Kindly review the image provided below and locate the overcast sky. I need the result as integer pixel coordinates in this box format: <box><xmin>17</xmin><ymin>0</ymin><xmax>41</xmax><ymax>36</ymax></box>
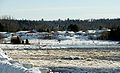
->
<box><xmin>0</xmin><ymin>0</ymin><xmax>120</xmax><ymax>20</ymax></box>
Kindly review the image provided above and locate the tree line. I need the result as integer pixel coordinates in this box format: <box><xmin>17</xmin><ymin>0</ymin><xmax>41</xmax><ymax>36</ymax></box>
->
<box><xmin>0</xmin><ymin>18</ymin><xmax>120</xmax><ymax>32</ymax></box>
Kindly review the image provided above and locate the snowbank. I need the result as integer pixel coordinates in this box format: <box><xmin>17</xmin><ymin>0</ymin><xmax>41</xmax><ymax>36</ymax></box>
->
<box><xmin>0</xmin><ymin>62</ymin><xmax>30</xmax><ymax>73</ymax></box>
<box><xmin>0</xmin><ymin>48</ymin><xmax>43</xmax><ymax>73</ymax></box>
<box><xmin>0</xmin><ymin>48</ymin><xmax>12</xmax><ymax>60</ymax></box>
<box><xmin>0</xmin><ymin>48</ymin><xmax>30</xmax><ymax>73</ymax></box>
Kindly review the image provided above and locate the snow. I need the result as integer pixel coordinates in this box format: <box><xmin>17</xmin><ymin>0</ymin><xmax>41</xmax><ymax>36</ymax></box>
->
<box><xmin>30</xmin><ymin>39</ymin><xmax>119</xmax><ymax>49</ymax></box>
<box><xmin>1</xmin><ymin>31</ymin><xmax>120</xmax><ymax>72</ymax></box>
<box><xmin>0</xmin><ymin>61</ymin><xmax>43</xmax><ymax>73</ymax></box>
<box><xmin>0</xmin><ymin>41</ymin><xmax>120</xmax><ymax>73</ymax></box>
<box><xmin>0</xmin><ymin>48</ymin><xmax>43</xmax><ymax>73</ymax></box>
<box><xmin>87</xmin><ymin>30</ymin><xmax>96</xmax><ymax>34</ymax></box>
<box><xmin>0</xmin><ymin>48</ymin><xmax>12</xmax><ymax>61</ymax></box>
<box><xmin>0</xmin><ymin>62</ymin><xmax>29</xmax><ymax>73</ymax></box>
<box><xmin>0</xmin><ymin>39</ymin><xmax>119</xmax><ymax>50</ymax></box>
<box><xmin>3</xmin><ymin>31</ymin><xmax>119</xmax><ymax>49</ymax></box>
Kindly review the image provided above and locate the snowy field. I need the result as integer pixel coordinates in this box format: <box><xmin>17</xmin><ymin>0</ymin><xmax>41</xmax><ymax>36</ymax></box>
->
<box><xmin>0</xmin><ymin>39</ymin><xmax>120</xmax><ymax>50</ymax></box>
<box><xmin>1</xmin><ymin>38</ymin><xmax>120</xmax><ymax>73</ymax></box>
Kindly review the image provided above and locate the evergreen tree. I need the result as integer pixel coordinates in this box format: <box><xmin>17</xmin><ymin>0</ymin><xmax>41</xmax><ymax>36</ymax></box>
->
<box><xmin>0</xmin><ymin>23</ymin><xmax>4</xmax><ymax>32</ymax></box>
<box><xmin>67</xmin><ymin>24</ymin><xmax>79</xmax><ymax>32</ymax></box>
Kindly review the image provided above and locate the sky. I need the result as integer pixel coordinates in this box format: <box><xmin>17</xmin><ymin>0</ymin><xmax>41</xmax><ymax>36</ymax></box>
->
<box><xmin>0</xmin><ymin>0</ymin><xmax>120</xmax><ymax>20</ymax></box>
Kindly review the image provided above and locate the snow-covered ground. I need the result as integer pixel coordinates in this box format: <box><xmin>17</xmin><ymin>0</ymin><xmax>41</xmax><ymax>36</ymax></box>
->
<box><xmin>30</xmin><ymin>39</ymin><xmax>119</xmax><ymax>48</ymax></box>
<box><xmin>2</xmin><ymin>31</ymin><xmax>119</xmax><ymax>49</ymax></box>
<box><xmin>0</xmin><ymin>39</ymin><xmax>119</xmax><ymax>50</ymax></box>
<box><xmin>0</xmin><ymin>48</ymin><xmax>50</xmax><ymax>73</ymax></box>
<box><xmin>5</xmin><ymin>49</ymin><xmax>120</xmax><ymax>73</ymax></box>
<box><xmin>1</xmin><ymin>32</ymin><xmax>120</xmax><ymax>73</ymax></box>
